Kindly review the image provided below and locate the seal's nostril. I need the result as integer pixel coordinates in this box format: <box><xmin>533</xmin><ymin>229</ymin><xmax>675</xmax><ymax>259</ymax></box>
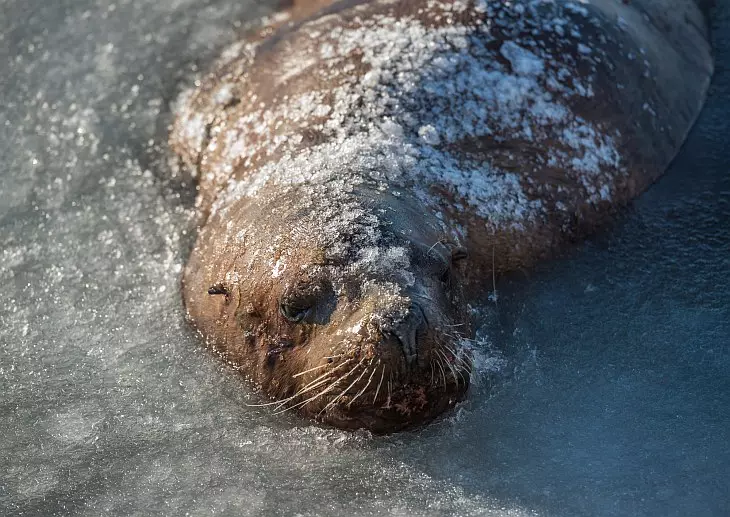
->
<box><xmin>410</xmin><ymin>302</ymin><xmax>427</xmax><ymax>331</ymax></box>
<box><xmin>400</xmin><ymin>326</ymin><xmax>419</xmax><ymax>367</ymax></box>
<box><xmin>383</xmin><ymin>330</ymin><xmax>417</xmax><ymax>367</ymax></box>
<box><xmin>382</xmin><ymin>303</ymin><xmax>427</xmax><ymax>368</ymax></box>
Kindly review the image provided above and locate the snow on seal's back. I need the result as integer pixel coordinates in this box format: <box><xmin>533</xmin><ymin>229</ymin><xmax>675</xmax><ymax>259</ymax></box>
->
<box><xmin>171</xmin><ymin>0</ymin><xmax>622</xmax><ymax>234</ymax></box>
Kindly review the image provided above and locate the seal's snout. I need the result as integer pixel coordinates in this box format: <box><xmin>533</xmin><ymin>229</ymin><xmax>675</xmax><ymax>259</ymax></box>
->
<box><xmin>381</xmin><ymin>303</ymin><xmax>426</xmax><ymax>369</ymax></box>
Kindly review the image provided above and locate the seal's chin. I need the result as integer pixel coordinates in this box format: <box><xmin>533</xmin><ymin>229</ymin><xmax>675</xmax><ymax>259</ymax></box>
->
<box><xmin>313</xmin><ymin>377</ymin><xmax>469</xmax><ymax>434</ymax></box>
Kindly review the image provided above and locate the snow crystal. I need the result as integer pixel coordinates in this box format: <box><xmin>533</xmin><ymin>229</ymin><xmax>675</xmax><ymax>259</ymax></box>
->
<box><xmin>418</xmin><ymin>124</ymin><xmax>441</xmax><ymax>145</ymax></box>
<box><xmin>214</xmin><ymin>84</ymin><xmax>234</xmax><ymax>105</ymax></box>
<box><xmin>271</xmin><ymin>256</ymin><xmax>287</xmax><ymax>278</ymax></box>
<box><xmin>500</xmin><ymin>41</ymin><xmax>545</xmax><ymax>76</ymax></box>
<box><xmin>354</xmin><ymin>246</ymin><xmax>415</xmax><ymax>287</ymax></box>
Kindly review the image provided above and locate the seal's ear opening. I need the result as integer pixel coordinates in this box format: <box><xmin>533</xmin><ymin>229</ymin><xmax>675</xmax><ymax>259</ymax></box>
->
<box><xmin>208</xmin><ymin>283</ymin><xmax>229</xmax><ymax>296</ymax></box>
<box><xmin>450</xmin><ymin>246</ymin><xmax>468</xmax><ymax>262</ymax></box>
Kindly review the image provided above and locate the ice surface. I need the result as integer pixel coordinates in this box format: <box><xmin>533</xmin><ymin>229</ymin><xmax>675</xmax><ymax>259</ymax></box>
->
<box><xmin>1</xmin><ymin>1</ymin><xmax>729</xmax><ymax>516</ymax></box>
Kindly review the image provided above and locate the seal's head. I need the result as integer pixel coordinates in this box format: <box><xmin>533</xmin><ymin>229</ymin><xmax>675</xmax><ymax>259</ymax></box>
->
<box><xmin>184</xmin><ymin>181</ymin><xmax>471</xmax><ymax>433</ymax></box>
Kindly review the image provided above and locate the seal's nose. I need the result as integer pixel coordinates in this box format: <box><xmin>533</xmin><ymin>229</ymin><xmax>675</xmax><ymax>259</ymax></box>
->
<box><xmin>382</xmin><ymin>303</ymin><xmax>427</xmax><ymax>368</ymax></box>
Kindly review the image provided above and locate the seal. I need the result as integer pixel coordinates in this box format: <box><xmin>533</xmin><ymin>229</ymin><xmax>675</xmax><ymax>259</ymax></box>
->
<box><xmin>170</xmin><ymin>0</ymin><xmax>713</xmax><ymax>433</ymax></box>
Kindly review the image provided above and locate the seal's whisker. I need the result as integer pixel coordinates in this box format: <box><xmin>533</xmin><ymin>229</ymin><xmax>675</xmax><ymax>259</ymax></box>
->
<box><xmin>245</xmin><ymin>395</ymin><xmax>299</xmax><ymax>408</ymax></box>
<box><xmin>275</xmin><ymin>360</ymin><xmax>362</xmax><ymax>415</ymax></box>
<box><xmin>348</xmin><ymin>362</ymin><xmax>377</xmax><ymax>408</ymax></box>
<box><xmin>373</xmin><ymin>363</ymin><xmax>385</xmax><ymax>403</ymax></box>
<box><xmin>443</xmin><ymin>339</ymin><xmax>473</xmax><ymax>362</ymax></box>
<box><xmin>450</xmin><ymin>348</ymin><xmax>473</xmax><ymax>372</ymax></box>
<box><xmin>440</xmin><ymin>326</ymin><xmax>468</xmax><ymax>338</ymax></box>
<box><xmin>441</xmin><ymin>349</ymin><xmax>471</xmax><ymax>384</ymax></box>
<box><xmin>319</xmin><ymin>360</ymin><xmax>368</xmax><ymax>415</ymax></box>
<box><xmin>384</xmin><ymin>374</ymin><xmax>393</xmax><ymax>409</ymax></box>
<box><xmin>295</xmin><ymin>372</ymin><xmax>335</xmax><ymax>395</ymax></box>
<box><xmin>491</xmin><ymin>243</ymin><xmax>498</xmax><ymax>308</ymax></box>
<box><xmin>268</xmin><ymin>375</ymin><xmax>338</xmax><ymax>412</ymax></box>
<box><xmin>292</xmin><ymin>362</ymin><xmax>331</xmax><ymax>378</ymax></box>
<box><xmin>264</xmin><ymin>359</ymin><xmax>355</xmax><ymax>411</ymax></box>
<box><xmin>299</xmin><ymin>358</ymin><xmax>354</xmax><ymax>388</ymax></box>
<box><xmin>273</xmin><ymin>379</ymin><xmax>341</xmax><ymax>415</ymax></box>
<box><xmin>294</xmin><ymin>361</ymin><xmax>353</xmax><ymax>396</ymax></box>
<box><xmin>436</xmin><ymin>333</ymin><xmax>471</xmax><ymax>373</ymax></box>
<box><xmin>317</xmin><ymin>361</ymin><xmax>360</xmax><ymax>398</ymax></box>
<box><xmin>433</xmin><ymin>338</ymin><xmax>471</xmax><ymax>386</ymax></box>
<box><xmin>437</xmin><ymin>349</ymin><xmax>459</xmax><ymax>382</ymax></box>
<box><xmin>426</xmin><ymin>240</ymin><xmax>441</xmax><ymax>256</ymax></box>
<box><xmin>246</xmin><ymin>385</ymin><xmax>318</xmax><ymax>407</ymax></box>
<box><xmin>435</xmin><ymin>357</ymin><xmax>447</xmax><ymax>389</ymax></box>
<box><xmin>444</xmin><ymin>332</ymin><xmax>480</xmax><ymax>345</ymax></box>
<box><xmin>440</xmin><ymin>343</ymin><xmax>471</xmax><ymax>371</ymax></box>
<box><xmin>299</xmin><ymin>358</ymin><xmax>356</xmax><ymax>392</ymax></box>
<box><xmin>448</xmin><ymin>351</ymin><xmax>469</xmax><ymax>384</ymax></box>
<box><xmin>440</xmin><ymin>329</ymin><xmax>466</xmax><ymax>340</ymax></box>
<box><xmin>284</xmin><ymin>374</ymin><xmax>336</xmax><ymax>404</ymax></box>
<box><xmin>436</xmin><ymin>349</ymin><xmax>459</xmax><ymax>383</ymax></box>
<box><xmin>436</xmin><ymin>328</ymin><xmax>471</xmax><ymax>349</ymax></box>
<box><xmin>439</xmin><ymin>357</ymin><xmax>450</xmax><ymax>388</ymax></box>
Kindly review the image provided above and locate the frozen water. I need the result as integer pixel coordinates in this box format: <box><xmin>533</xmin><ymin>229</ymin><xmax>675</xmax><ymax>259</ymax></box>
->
<box><xmin>1</xmin><ymin>1</ymin><xmax>729</xmax><ymax>516</ymax></box>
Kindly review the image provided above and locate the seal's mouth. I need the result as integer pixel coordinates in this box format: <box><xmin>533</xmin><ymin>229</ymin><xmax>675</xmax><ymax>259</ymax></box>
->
<box><xmin>280</xmin><ymin>329</ymin><xmax>472</xmax><ymax>433</ymax></box>
<box><xmin>320</xmin><ymin>381</ymin><xmax>468</xmax><ymax>433</ymax></box>
<box><xmin>311</xmin><ymin>359</ymin><xmax>471</xmax><ymax>433</ymax></box>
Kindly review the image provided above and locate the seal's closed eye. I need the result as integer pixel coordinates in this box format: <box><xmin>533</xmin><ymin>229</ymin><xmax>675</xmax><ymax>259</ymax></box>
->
<box><xmin>280</xmin><ymin>276</ymin><xmax>337</xmax><ymax>325</ymax></box>
<box><xmin>280</xmin><ymin>302</ymin><xmax>310</xmax><ymax>323</ymax></box>
<box><xmin>436</xmin><ymin>244</ymin><xmax>467</xmax><ymax>283</ymax></box>
<box><xmin>450</xmin><ymin>246</ymin><xmax>468</xmax><ymax>262</ymax></box>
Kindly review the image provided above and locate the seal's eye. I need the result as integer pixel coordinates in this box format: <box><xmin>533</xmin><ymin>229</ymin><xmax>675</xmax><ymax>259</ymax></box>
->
<box><xmin>433</xmin><ymin>244</ymin><xmax>467</xmax><ymax>283</ymax></box>
<box><xmin>280</xmin><ymin>302</ymin><xmax>310</xmax><ymax>323</ymax></box>
<box><xmin>280</xmin><ymin>276</ymin><xmax>336</xmax><ymax>325</ymax></box>
<box><xmin>450</xmin><ymin>246</ymin><xmax>468</xmax><ymax>262</ymax></box>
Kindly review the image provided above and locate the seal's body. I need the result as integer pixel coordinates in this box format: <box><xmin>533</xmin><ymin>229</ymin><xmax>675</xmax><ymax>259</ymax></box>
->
<box><xmin>171</xmin><ymin>0</ymin><xmax>713</xmax><ymax>432</ymax></box>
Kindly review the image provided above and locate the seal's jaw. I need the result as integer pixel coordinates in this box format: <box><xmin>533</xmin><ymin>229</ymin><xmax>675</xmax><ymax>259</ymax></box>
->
<box><xmin>313</xmin><ymin>381</ymin><xmax>469</xmax><ymax>434</ymax></box>
<box><xmin>299</xmin><ymin>337</ymin><xmax>472</xmax><ymax>433</ymax></box>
